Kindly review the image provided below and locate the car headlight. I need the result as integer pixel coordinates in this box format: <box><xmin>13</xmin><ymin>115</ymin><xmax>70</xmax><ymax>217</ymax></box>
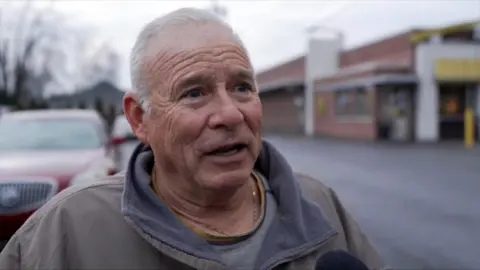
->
<box><xmin>70</xmin><ymin>159</ymin><xmax>114</xmax><ymax>186</ymax></box>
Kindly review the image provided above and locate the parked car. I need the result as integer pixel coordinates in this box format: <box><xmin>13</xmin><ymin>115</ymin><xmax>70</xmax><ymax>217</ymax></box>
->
<box><xmin>111</xmin><ymin>114</ymin><xmax>136</xmax><ymax>142</ymax></box>
<box><xmin>0</xmin><ymin>106</ymin><xmax>11</xmax><ymax>119</ymax></box>
<box><xmin>111</xmin><ymin>114</ymin><xmax>138</xmax><ymax>171</ymax></box>
<box><xmin>0</xmin><ymin>109</ymin><xmax>122</xmax><ymax>241</ymax></box>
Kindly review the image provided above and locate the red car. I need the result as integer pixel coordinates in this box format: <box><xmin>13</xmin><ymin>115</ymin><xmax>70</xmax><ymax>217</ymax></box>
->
<box><xmin>0</xmin><ymin>109</ymin><xmax>121</xmax><ymax>242</ymax></box>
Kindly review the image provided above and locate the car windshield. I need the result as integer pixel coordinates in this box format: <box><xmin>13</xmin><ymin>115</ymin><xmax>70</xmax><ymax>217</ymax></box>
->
<box><xmin>0</xmin><ymin>118</ymin><xmax>103</xmax><ymax>151</ymax></box>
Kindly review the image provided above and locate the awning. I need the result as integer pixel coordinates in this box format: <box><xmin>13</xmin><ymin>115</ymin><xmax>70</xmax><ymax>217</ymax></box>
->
<box><xmin>317</xmin><ymin>74</ymin><xmax>418</xmax><ymax>92</ymax></box>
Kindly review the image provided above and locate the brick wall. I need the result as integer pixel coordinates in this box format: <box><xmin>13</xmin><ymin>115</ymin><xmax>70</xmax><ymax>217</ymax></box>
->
<box><xmin>256</xmin><ymin>56</ymin><xmax>305</xmax><ymax>87</ymax></box>
<box><xmin>309</xmin><ymin>32</ymin><xmax>414</xmax><ymax>140</ymax></box>
<box><xmin>314</xmin><ymin>89</ymin><xmax>377</xmax><ymax>140</ymax></box>
<box><xmin>256</xmin><ymin>32</ymin><xmax>414</xmax><ymax>139</ymax></box>
<box><xmin>256</xmin><ymin>32</ymin><xmax>414</xmax><ymax>89</ymax></box>
<box><xmin>260</xmin><ymin>89</ymin><xmax>304</xmax><ymax>134</ymax></box>
<box><xmin>340</xmin><ymin>32</ymin><xmax>413</xmax><ymax>68</ymax></box>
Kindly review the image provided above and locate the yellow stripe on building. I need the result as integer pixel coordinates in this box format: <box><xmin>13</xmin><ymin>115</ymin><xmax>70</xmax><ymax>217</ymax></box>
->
<box><xmin>434</xmin><ymin>59</ymin><xmax>480</xmax><ymax>81</ymax></box>
<box><xmin>410</xmin><ymin>20</ymin><xmax>480</xmax><ymax>44</ymax></box>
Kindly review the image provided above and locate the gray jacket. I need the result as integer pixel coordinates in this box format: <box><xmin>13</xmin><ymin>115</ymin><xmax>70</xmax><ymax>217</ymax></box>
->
<box><xmin>0</xmin><ymin>140</ymin><xmax>383</xmax><ymax>269</ymax></box>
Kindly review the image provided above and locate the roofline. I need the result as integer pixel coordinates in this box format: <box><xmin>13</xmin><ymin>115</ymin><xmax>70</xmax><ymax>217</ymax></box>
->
<box><xmin>317</xmin><ymin>61</ymin><xmax>411</xmax><ymax>83</ymax></box>
<box><xmin>255</xmin><ymin>53</ymin><xmax>305</xmax><ymax>75</ymax></box>
<box><xmin>254</xmin><ymin>32</ymin><xmax>413</xmax><ymax>81</ymax></box>
<box><xmin>316</xmin><ymin>74</ymin><xmax>417</xmax><ymax>92</ymax></box>
<box><xmin>255</xmin><ymin>19</ymin><xmax>477</xmax><ymax>92</ymax></box>
<box><xmin>256</xmin><ymin>18</ymin><xmax>478</xmax><ymax>77</ymax></box>
<box><xmin>410</xmin><ymin>18</ymin><xmax>480</xmax><ymax>43</ymax></box>
<box><xmin>255</xmin><ymin>30</ymin><xmax>411</xmax><ymax>77</ymax></box>
<box><xmin>344</xmin><ymin>29</ymin><xmax>412</xmax><ymax>53</ymax></box>
<box><xmin>259</xmin><ymin>79</ymin><xmax>304</xmax><ymax>94</ymax></box>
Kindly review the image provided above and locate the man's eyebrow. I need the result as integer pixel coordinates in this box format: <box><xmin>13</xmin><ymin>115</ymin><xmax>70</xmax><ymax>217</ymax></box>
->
<box><xmin>174</xmin><ymin>69</ymin><xmax>254</xmax><ymax>91</ymax></box>
<box><xmin>176</xmin><ymin>72</ymin><xmax>213</xmax><ymax>89</ymax></box>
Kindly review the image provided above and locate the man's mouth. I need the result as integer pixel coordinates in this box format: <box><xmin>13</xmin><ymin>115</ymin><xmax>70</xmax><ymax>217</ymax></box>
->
<box><xmin>206</xmin><ymin>143</ymin><xmax>248</xmax><ymax>156</ymax></box>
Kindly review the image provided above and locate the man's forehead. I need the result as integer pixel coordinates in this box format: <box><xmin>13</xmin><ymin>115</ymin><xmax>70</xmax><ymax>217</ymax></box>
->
<box><xmin>145</xmin><ymin>42</ymin><xmax>252</xmax><ymax>79</ymax></box>
<box><xmin>147</xmin><ymin>21</ymin><xmax>244</xmax><ymax>56</ymax></box>
<box><xmin>141</xmin><ymin>22</ymin><xmax>253</xmax><ymax>88</ymax></box>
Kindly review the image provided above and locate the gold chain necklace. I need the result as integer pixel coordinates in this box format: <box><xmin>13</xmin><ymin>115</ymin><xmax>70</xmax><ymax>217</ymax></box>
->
<box><xmin>152</xmin><ymin>167</ymin><xmax>260</xmax><ymax>237</ymax></box>
<box><xmin>189</xmin><ymin>181</ymin><xmax>259</xmax><ymax>237</ymax></box>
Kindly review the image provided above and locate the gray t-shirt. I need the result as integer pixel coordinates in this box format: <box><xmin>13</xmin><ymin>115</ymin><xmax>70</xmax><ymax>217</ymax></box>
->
<box><xmin>210</xmin><ymin>172</ymin><xmax>277</xmax><ymax>270</ymax></box>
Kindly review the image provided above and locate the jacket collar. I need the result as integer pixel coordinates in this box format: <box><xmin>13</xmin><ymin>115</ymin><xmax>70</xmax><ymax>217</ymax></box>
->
<box><xmin>122</xmin><ymin>140</ymin><xmax>336</xmax><ymax>267</ymax></box>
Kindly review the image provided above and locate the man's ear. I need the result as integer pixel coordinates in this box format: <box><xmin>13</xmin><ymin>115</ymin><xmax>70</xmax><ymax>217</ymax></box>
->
<box><xmin>123</xmin><ymin>92</ymin><xmax>148</xmax><ymax>144</ymax></box>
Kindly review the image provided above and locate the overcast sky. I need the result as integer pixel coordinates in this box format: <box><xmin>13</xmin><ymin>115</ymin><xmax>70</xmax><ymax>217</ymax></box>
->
<box><xmin>10</xmin><ymin>0</ymin><xmax>480</xmax><ymax>90</ymax></box>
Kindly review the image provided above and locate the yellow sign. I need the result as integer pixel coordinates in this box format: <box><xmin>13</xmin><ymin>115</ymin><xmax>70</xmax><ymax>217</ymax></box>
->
<box><xmin>465</xmin><ymin>108</ymin><xmax>475</xmax><ymax>148</ymax></box>
<box><xmin>317</xmin><ymin>97</ymin><xmax>326</xmax><ymax>116</ymax></box>
<box><xmin>434</xmin><ymin>59</ymin><xmax>480</xmax><ymax>81</ymax></box>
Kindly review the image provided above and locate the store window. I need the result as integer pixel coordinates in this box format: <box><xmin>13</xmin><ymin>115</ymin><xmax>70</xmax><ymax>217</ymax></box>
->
<box><xmin>439</xmin><ymin>84</ymin><xmax>466</xmax><ymax>117</ymax></box>
<box><xmin>334</xmin><ymin>88</ymin><xmax>371</xmax><ymax>117</ymax></box>
<box><xmin>440</xmin><ymin>95</ymin><xmax>461</xmax><ymax>116</ymax></box>
<box><xmin>334</xmin><ymin>90</ymin><xmax>354</xmax><ymax>116</ymax></box>
<box><xmin>355</xmin><ymin>88</ymin><xmax>371</xmax><ymax>116</ymax></box>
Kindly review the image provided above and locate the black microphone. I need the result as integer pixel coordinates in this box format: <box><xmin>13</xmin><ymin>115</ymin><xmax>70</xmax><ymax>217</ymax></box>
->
<box><xmin>315</xmin><ymin>250</ymin><xmax>369</xmax><ymax>270</ymax></box>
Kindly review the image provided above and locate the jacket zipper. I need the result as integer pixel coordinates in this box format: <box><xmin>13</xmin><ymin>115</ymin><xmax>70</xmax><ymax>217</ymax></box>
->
<box><xmin>263</xmin><ymin>230</ymin><xmax>338</xmax><ymax>270</ymax></box>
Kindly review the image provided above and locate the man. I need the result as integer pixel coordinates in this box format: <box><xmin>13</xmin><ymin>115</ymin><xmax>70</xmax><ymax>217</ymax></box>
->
<box><xmin>0</xmin><ymin>8</ymin><xmax>383</xmax><ymax>270</ymax></box>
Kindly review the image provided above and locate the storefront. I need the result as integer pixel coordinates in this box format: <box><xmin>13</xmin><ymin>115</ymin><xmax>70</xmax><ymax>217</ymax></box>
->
<box><xmin>315</xmin><ymin>70</ymin><xmax>417</xmax><ymax>141</ymax></box>
<box><xmin>414</xmin><ymin>45</ymin><xmax>480</xmax><ymax>142</ymax></box>
<box><xmin>256</xmin><ymin>19</ymin><xmax>480</xmax><ymax>142</ymax></box>
<box><xmin>312</xmin><ymin>19</ymin><xmax>480</xmax><ymax>142</ymax></box>
<box><xmin>436</xmin><ymin>59</ymin><xmax>480</xmax><ymax>140</ymax></box>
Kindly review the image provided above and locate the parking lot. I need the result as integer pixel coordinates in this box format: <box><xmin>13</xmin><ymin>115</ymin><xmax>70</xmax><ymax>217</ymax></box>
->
<box><xmin>264</xmin><ymin>136</ymin><xmax>480</xmax><ymax>269</ymax></box>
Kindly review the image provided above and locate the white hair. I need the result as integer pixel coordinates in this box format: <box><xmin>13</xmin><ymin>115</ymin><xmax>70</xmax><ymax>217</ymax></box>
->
<box><xmin>129</xmin><ymin>8</ymin><xmax>246</xmax><ymax>113</ymax></box>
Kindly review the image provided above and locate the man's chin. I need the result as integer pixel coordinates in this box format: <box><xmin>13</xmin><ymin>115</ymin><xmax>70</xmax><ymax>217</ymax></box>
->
<box><xmin>196</xmin><ymin>168</ymin><xmax>253</xmax><ymax>191</ymax></box>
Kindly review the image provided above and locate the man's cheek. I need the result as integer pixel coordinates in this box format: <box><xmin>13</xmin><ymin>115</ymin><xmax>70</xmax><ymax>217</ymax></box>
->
<box><xmin>247</xmin><ymin>106</ymin><xmax>263</xmax><ymax>132</ymax></box>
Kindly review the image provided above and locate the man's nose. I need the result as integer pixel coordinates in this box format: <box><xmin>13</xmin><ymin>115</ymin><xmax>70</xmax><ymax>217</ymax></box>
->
<box><xmin>208</xmin><ymin>93</ymin><xmax>244</xmax><ymax>130</ymax></box>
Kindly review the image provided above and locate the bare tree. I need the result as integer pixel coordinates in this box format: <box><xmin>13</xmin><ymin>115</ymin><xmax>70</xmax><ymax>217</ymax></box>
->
<box><xmin>0</xmin><ymin>1</ymin><xmax>68</xmax><ymax>107</ymax></box>
<box><xmin>0</xmin><ymin>1</ymin><xmax>119</xmax><ymax>109</ymax></box>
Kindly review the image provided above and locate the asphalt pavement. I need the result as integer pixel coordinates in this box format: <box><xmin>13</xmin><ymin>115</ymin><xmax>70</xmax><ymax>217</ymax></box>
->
<box><xmin>264</xmin><ymin>135</ymin><xmax>480</xmax><ymax>270</ymax></box>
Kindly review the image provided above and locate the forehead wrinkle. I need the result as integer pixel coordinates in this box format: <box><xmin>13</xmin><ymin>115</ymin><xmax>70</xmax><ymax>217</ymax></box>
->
<box><xmin>143</xmin><ymin>49</ymin><xmax>196</xmax><ymax>98</ymax></box>
<box><xmin>144</xmin><ymin>40</ymin><xmax>253</xmax><ymax>100</ymax></box>
<box><xmin>170</xmin><ymin>46</ymin><xmax>249</xmax><ymax>69</ymax></box>
<box><xmin>149</xmin><ymin>42</ymin><xmax>249</xmax><ymax>75</ymax></box>
<box><xmin>141</xmin><ymin>54</ymin><xmax>171</xmax><ymax>96</ymax></box>
<box><xmin>168</xmin><ymin>48</ymin><xmax>252</xmax><ymax>80</ymax></box>
<box><xmin>144</xmin><ymin>49</ymin><xmax>181</xmax><ymax>80</ymax></box>
<box><xmin>169</xmin><ymin>59</ymin><xmax>251</xmax><ymax>92</ymax></box>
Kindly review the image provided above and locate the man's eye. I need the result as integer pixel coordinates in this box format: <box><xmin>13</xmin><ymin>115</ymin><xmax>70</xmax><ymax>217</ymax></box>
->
<box><xmin>234</xmin><ymin>82</ymin><xmax>253</xmax><ymax>93</ymax></box>
<box><xmin>181</xmin><ymin>88</ymin><xmax>204</xmax><ymax>99</ymax></box>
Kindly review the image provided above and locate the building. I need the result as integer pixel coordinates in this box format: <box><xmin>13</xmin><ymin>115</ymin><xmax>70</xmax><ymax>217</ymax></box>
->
<box><xmin>48</xmin><ymin>81</ymin><xmax>124</xmax><ymax>115</ymax></box>
<box><xmin>257</xmin><ymin>56</ymin><xmax>305</xmax><ymax>134</ymax></box>
<box><xmin>256</xmin><ymin>19</ymin><xmax>480</xmax><ymax>142</ymax></box>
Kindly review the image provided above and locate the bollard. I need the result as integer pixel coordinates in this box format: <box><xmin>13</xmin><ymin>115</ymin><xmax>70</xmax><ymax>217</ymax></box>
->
<box><xmin>464</xmin><ymin>108</ymin><xmax>475</xmax><ymax>148</ymax></box>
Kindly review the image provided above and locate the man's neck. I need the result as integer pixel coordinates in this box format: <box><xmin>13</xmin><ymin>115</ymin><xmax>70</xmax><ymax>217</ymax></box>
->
<box><xmin>152</xmin><ymin>166</ymin><xmax>257</xmax><ymax>234</ymax></box>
